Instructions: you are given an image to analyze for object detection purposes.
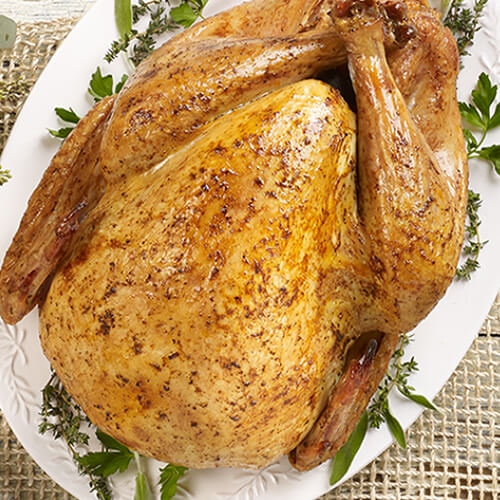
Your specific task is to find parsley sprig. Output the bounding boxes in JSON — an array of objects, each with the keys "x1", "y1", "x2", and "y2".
[
  {"x1": 460, "y1": 73, "x2": 500, "y2": 173},
  {"x1": 159, "y1": 464, "x2": 188, "y2": 500},
  {"x1": 456, "y1": 72, "x2": 500, "y2": 279},
  {"x1": 77, "y1": 430, "x2": 134, "y2": 479},
  {"x1": 49, "y1": 68, "x2": 127, "y2": 139}
]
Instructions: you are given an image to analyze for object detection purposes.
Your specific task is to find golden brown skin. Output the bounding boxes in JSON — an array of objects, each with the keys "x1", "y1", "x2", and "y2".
[
  {"x1": 0, "y1": 0, "x2": 467, "y2": 471},
  {"x1": 0, "y1": 0, "x2": 347, "y2": 321},
  {"x1": 42, "y1": 80, "x2": 359, "y2": 468}
]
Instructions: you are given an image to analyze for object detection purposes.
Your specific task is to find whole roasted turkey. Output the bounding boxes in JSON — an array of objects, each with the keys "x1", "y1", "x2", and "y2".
[{"x1": 0, "y1": 0, "x2": 467, "y2": 471}]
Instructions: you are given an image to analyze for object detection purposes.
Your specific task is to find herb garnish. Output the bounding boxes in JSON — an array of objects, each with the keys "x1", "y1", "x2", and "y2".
[
  {"x1": 456, "y1": 72, "x2": 500, "y2": 279},
  {"x1": 0, "y1": 167, "x2": 11, "y2": 186},
  {"x1": 330, "y1": 334, "x2": 440, "y2": 485},
  {"x1": 159, "y1": 464, "x2": 188, "y2": 500},
  {"x1": 39, "y1": 372, "x2": 170, "y2": 500},
  {"x1": 459, "y1": 72, "x2": 500, "y2": 173},
  {"x1": 77, "y1": 429, "x2": 135, "y2": 479},
  {"x1": 135, "y1": 452, "x2": 155, "y2": 500},
  {"x1": 88, "y1": 67, "x2": 128, "y2": 102},
  {"x1": 39, "y1": 372, "x2": 112, "y2": 499},
  {"x1": 170, "y1": 0, "x2": 208, "y2": 28},
  {"x1": 49, "y1": 69, "x2": 127, "y2": 139},
  {"x1": 456, "y1": 190, "x2": 485, "y2": 279},
  {"x1": 445, "y1": 0, "x2": 488, "y2": 56},
  {"x1": 106, "y1": 0, "x2": 208, "y2": 67},
  {"x1": 330, "y1": 412, "x2": 368, "y2": 486}
]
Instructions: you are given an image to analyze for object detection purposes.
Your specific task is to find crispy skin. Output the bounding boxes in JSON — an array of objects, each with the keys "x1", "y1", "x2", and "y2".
[
  {"x1": 100, "y1": 35, "x2": 346, "y2": 183},
  {"x1": 0, "y1": 0, "x2": 346, "y2": 322},
  {"x1": 1, "y1": 0, "x2": 466, "y2": 471},
  {"x1": 41, "y1": 81, "x2": 359, "y2": 468}
]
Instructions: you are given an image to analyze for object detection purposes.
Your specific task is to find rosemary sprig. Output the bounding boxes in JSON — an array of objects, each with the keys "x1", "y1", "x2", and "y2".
[{"x1": 445, "y1": 0, "x2": 488, "y2": 56}]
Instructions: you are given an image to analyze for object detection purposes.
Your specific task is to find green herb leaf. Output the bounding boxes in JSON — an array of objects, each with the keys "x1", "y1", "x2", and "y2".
[
  {"x1": 0, "y1": 166, "x2": 12, "y2": 186},
  {"x1": 115, "y1": 0, "x2": 133, "y2": 39},
  {"x1": 88, "y1": 67, "x2": 114, "y2": 102},
  {"x1": 460, "y1": 73, "x2": 500, "y2": 136},
  {"x1": 489, "y1": 103, "x2": 500, "y2": 129},
  {"x1": 170, "y1": 3, "x2": 198, "y2": 28},
  {"x1": 96, "y1": 429, "x2": 132, "y2": 454},
  {"x1": 0, "y1": 15, "x2": 17, "y2": 49},
  {"x1": 463, "y1": 128, "x2": 478, "y2": 150},
  {"x1": 330, "y1": 411, "x2": 368, "y2": 485},
  {"x1": 477, "y1": 145, "x2": 500, "y2": 174},
  {"x1": 115, "y1": 74, "x2": 128, "y2": 94},
  {"x1": 472, "y1": 72, "x2": 497, "y2": 121},
  {"x1": 55, "y1": 107, "x2": 81, "y2": 124},
  {"x1": 398, "y1": 389, "x2": 442, "y2": 412},
  {"x1": 459, "y1": 102, "x2": 485, "y2": 129},
  {"x1": 135, "y1": 471, "x2": 154, "y2": 500},
  {"x1": 159, "y1": 464, "x2": 188, "y2": 500},
  {"x1": 383, "y1": 407, "x2": 406, "y2": 449},
  {"x1": 77, "y1": 450, "x2": 133, "y2": 478},
  {"x1": 48, "y1": 127, "x2": 74, "y2": 139}
]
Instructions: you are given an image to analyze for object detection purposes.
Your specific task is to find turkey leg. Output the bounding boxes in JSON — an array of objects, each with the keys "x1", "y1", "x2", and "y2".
[{"x1": 290, "y1": 0, "x2": 467, "y2": 470}]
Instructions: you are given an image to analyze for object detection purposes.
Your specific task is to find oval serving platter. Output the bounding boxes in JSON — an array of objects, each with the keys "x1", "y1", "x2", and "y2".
[{"x1": 1, "y1": 0, "x2": 500, "y2": 498}]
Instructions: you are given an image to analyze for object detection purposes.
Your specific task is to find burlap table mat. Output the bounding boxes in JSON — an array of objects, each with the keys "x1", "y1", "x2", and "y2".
[{"x1": 0, "y1": 18, "x2": 498, "y2": 500}]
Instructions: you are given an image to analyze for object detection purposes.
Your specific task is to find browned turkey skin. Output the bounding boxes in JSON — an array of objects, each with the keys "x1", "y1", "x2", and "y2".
[{"x1": 0, "y1": 0, "x2": 466, "y2": 471}]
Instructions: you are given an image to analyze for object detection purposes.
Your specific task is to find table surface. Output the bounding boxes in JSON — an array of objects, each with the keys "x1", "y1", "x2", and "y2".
[
  {"x1": 2, "y1": 0, "x2": 96, "y2": 22},
  {"x1": 0, "y1": 2, "x2": 499, "y2": 500}
]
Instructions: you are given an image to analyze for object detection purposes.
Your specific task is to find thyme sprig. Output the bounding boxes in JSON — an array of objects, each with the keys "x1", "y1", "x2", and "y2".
[
  {"x1": 456, "y1": 190, "x2": 485, "y2": 279},
  {"x1": 445, "y1": 0, "x2": 488, "y2": 56},
  {"x1": 105, "y1": 0, "x2": 208, "y2": 67},
  {"x1": 456, "y1": 72, "x2": 500, "y2": 279},
  {"x1": 39, "y1": 372, "x2": 112, "y2": 500},
  {"x1": 330, "y1": 334, "x2": 440, "y2": 484},
  {"x1": 367, "y1": 334, "x2": 439, "y2": 436},
  {"x1": 0, "y1": 167, "x2": 11, "y2": 186}
]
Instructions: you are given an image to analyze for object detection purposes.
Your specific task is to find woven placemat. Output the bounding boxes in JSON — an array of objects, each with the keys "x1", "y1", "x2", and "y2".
[{"x1": 0, "y1": 18, "x2": 499, "y2": 500}]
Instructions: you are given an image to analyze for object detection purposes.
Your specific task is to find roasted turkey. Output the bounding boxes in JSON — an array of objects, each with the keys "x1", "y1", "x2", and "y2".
[{"x1": 0, "y1": 0, "x2": 467, "y2": 471}]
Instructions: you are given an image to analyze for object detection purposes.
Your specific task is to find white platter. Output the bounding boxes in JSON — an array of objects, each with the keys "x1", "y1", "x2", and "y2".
[{"x1": 1, "y1": 1, "x2": 500, "y2": 499}]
